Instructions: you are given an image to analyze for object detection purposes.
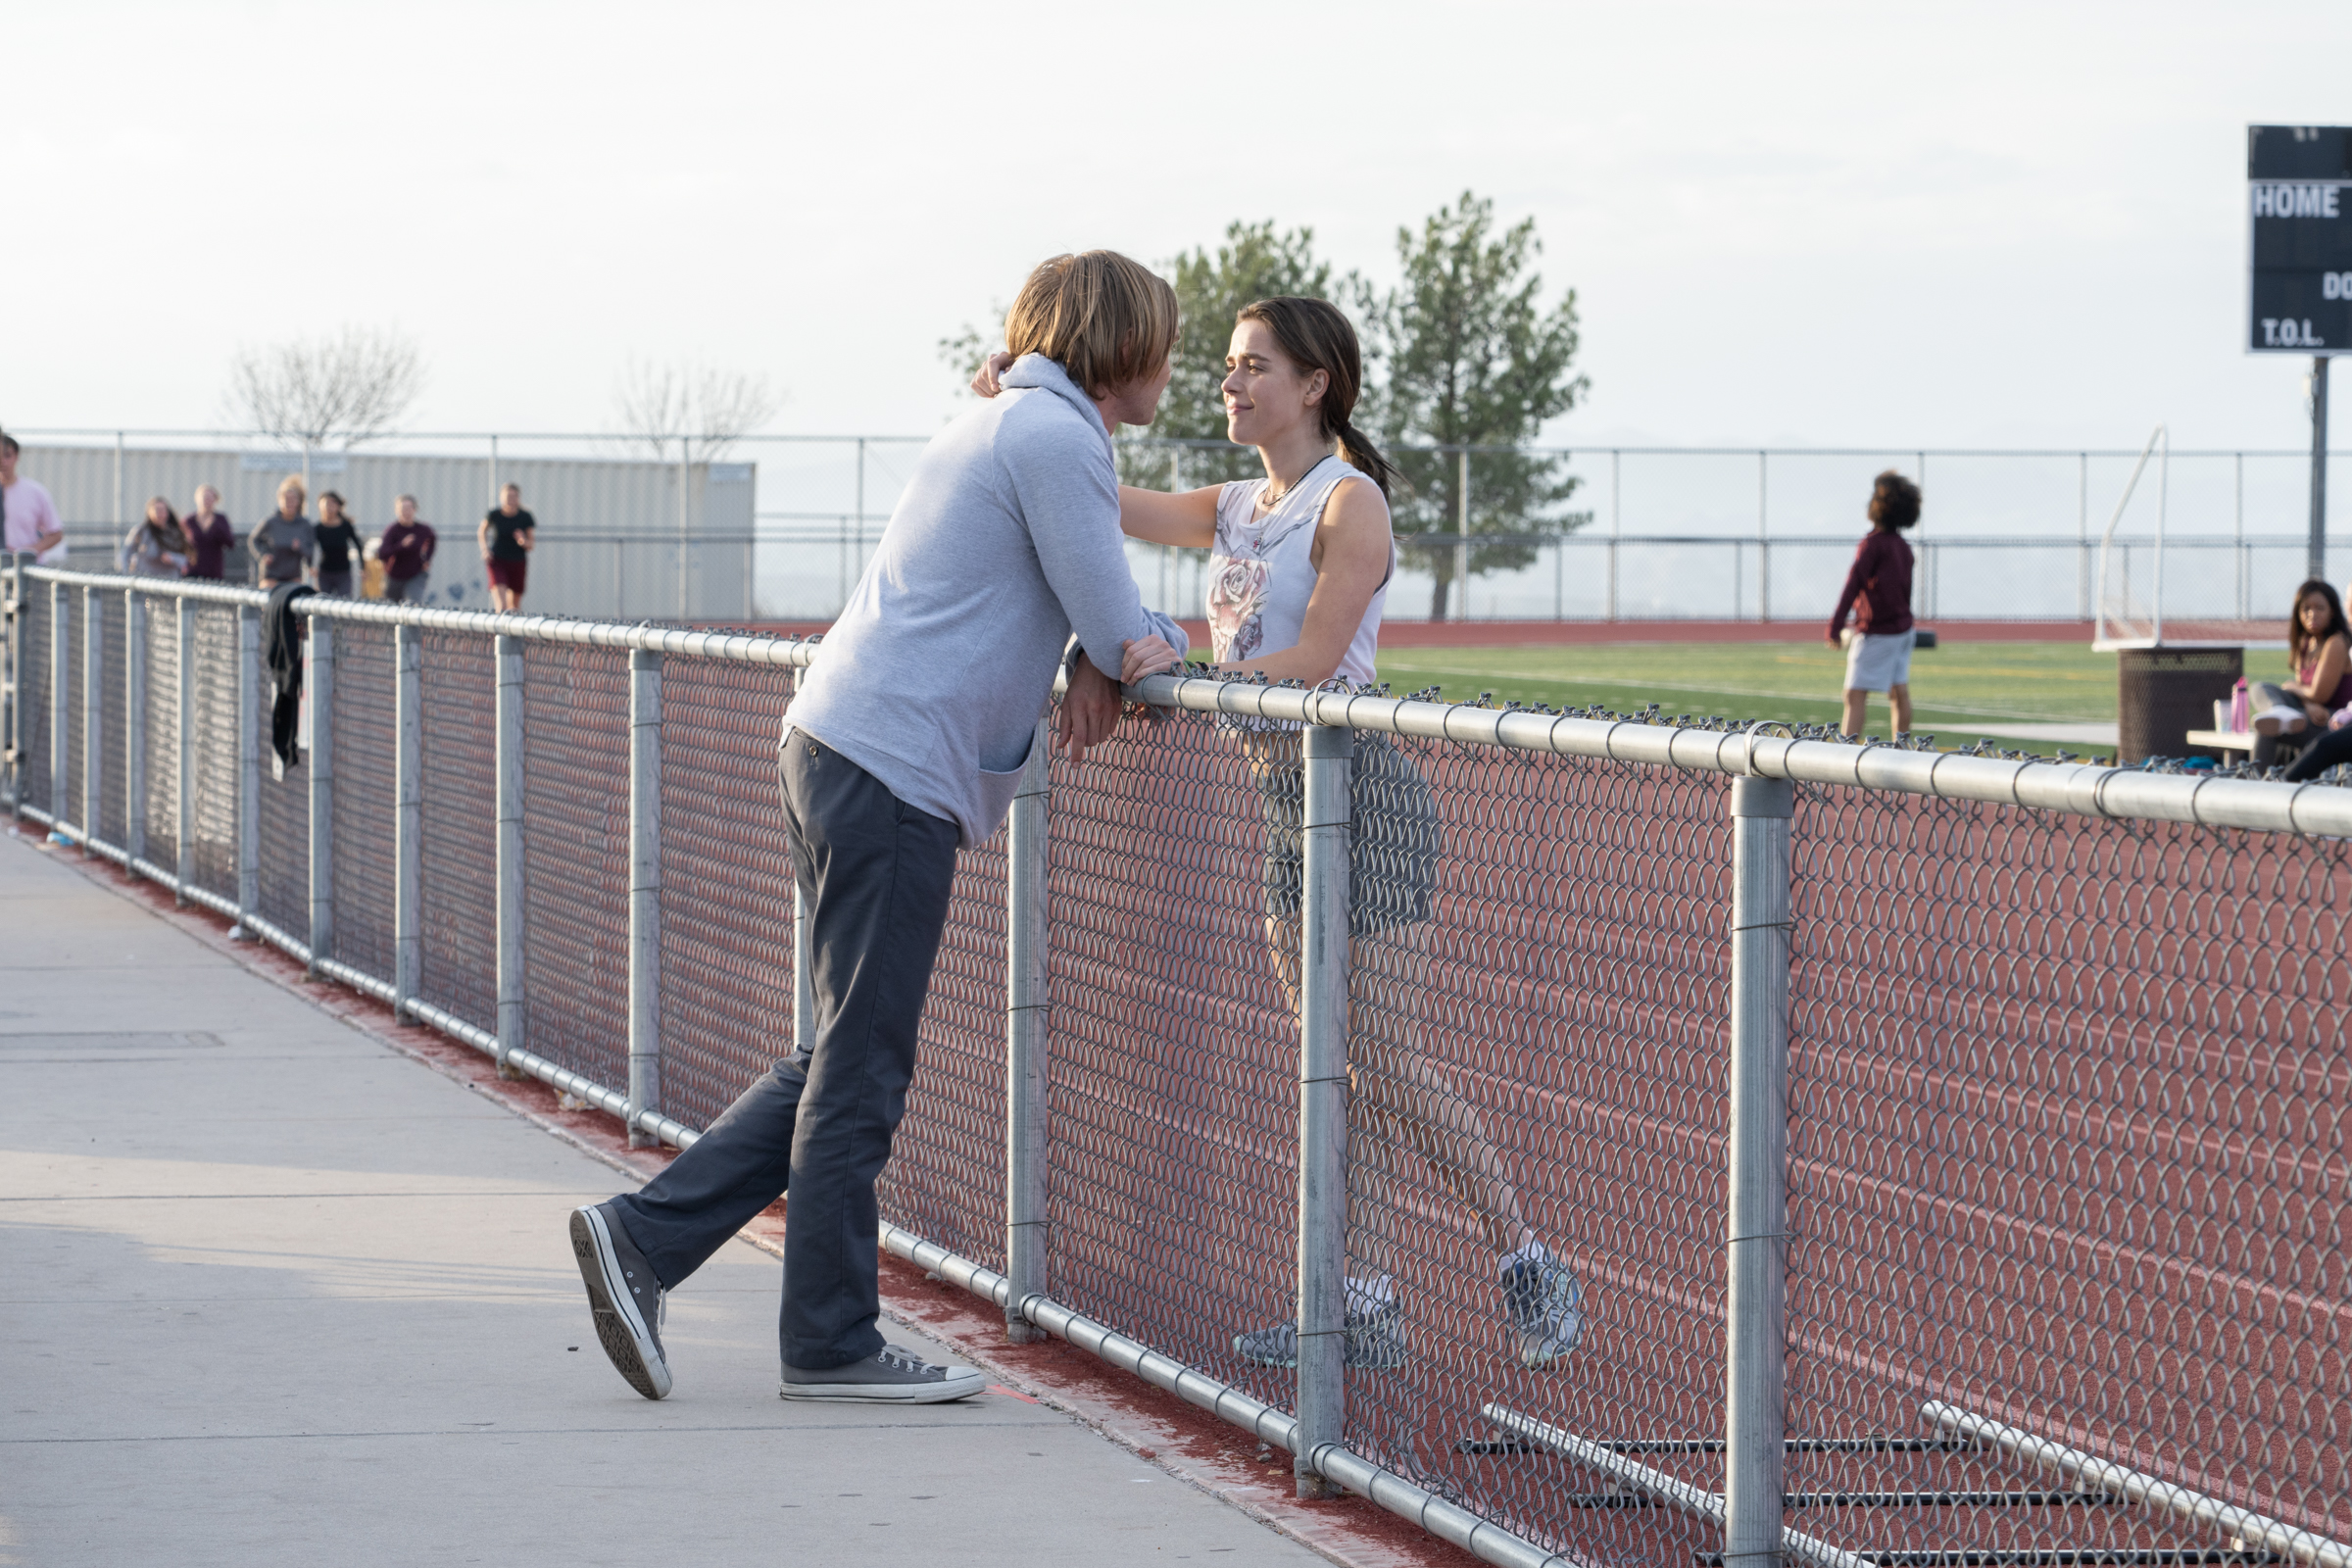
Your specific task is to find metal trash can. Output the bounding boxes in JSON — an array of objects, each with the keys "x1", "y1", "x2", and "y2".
[{"x1": 2118, "y1": 647, "x2": 2242, "y2": 763}]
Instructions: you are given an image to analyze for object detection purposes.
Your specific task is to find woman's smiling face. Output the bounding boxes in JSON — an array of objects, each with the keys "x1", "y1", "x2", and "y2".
[{"x1": 1222, "y1": 319, "x2": 1325, "y2": 449}]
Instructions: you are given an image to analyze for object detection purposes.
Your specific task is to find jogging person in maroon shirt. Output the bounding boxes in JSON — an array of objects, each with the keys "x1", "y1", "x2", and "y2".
[
  {"x1": 378, "y1": 496, "x2": 439, "y2": 603},
  {"x1": 1827, "y1": 469, "x2": 1921, "y2": 737},
  {"x1": 183, "y1": 486, "x2": 235, "y2": 580}
]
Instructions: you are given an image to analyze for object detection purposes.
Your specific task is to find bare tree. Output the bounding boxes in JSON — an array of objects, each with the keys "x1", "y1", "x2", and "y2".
[
  {"x1": 225, "y1": 325, "x2": 425, "y2": 451},
  {"x1": 612, "y1": 360, "x2": 781, "y2": 462}
]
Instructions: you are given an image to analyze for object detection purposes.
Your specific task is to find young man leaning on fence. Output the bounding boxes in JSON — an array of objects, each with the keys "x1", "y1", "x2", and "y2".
[{"x1": 569, "y1": 251, "x2": 1189, "y2": 1404}]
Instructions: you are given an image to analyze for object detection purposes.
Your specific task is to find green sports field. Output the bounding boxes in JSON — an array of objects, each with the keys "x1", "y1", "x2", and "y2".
[{"x1": 1369, "y1": 639, "x2": 2295, "y2": 760}]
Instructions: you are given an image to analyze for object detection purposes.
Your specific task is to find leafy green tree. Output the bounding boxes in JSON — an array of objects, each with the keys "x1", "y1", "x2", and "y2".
[
  {"x1": 1367, "y1": 191, "x2": 1589, "y2": 619},
  {"x1": 1123, "y1": 220, "x2": 1348, "y2": 489}
]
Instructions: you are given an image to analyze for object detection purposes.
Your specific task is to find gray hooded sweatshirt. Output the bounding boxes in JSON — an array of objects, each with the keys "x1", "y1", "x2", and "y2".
[{"x1": 783, "y1": 354, "x2": 1188, "y2": 846}]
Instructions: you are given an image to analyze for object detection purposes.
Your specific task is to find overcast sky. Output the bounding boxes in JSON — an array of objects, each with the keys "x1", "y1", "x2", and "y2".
[{"x1": 5, "y1": 0, "x2": 2347, "y2": 452}]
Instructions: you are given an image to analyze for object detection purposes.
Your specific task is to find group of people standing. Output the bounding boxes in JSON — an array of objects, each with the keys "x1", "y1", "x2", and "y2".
[{"x1": 118, "y1": 476, "x2": 538, "y2": 610}]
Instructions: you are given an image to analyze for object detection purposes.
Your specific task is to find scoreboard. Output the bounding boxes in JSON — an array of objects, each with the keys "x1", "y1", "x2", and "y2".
[{"x1": 2249, "y1": 124, "x2": 2352, "y2": 355}]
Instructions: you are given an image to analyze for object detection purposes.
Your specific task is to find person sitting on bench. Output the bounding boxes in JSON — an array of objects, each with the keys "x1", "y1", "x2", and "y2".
[{"x1": 2251, "y1": 580, "x2": 2352, "y2": 768}]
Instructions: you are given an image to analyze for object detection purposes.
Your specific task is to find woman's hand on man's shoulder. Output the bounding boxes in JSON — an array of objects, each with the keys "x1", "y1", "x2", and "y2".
[{"x1": 971, "y1": 351, "x2": 1016, "y2": 399}]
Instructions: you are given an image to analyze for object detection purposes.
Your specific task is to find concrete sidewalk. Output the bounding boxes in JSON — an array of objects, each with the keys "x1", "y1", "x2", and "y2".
[{"x1": 0, "y1": 834, "x2": 1325, "y2": 1568}]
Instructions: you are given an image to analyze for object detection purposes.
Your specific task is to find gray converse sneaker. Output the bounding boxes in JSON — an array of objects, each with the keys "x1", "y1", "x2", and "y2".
[
  {"x1": 569, "y1": 1203, "x2": 671, "y2": 1400},
  {"x1": 778, "y1": 1344, "x2": 987, "y2": 1404},
  {"x1": 1233, "y1": 1298, "x2": 1407, "y2": 1371},
  {"x1": 1501, "y1": 1256, "x2": 1585, "y2": 1366}
]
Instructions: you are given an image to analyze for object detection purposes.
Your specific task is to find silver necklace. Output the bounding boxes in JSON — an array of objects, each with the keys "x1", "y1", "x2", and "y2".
[{"x1": 1262, "y1": 455, "x2": 1332, "y2": 510}]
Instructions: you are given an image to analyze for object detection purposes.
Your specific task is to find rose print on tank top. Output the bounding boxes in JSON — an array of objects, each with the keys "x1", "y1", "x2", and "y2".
[
  {"x1": 1206, "y1": 459, "x2": 1391, "y2": 692},
  {"x1": 1209, "y1": 469, "x2": 1329, "y2": 664},
  {"x1": 1209, "y1": 555, "x2": 1271, "y2": 662}
]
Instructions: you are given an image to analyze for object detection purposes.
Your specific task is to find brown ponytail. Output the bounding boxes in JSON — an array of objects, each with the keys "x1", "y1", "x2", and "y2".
[{"x1": 1234, "y1": 297, "x2": 1397, "y2": 498}]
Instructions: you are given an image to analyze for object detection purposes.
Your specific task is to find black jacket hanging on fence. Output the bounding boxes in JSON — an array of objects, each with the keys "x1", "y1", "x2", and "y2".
[{"x1": 264, "y1": 583, "x2": 316, "y2": 771}]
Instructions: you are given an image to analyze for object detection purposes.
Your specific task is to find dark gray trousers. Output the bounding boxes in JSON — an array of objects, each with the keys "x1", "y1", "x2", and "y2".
[{"x1": 609, "y1": 729, "x2": 960, "y2": 1371}]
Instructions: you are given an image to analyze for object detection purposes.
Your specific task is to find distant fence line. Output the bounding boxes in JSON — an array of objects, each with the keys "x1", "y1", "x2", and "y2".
[{"x1": 14, "y1": 429, "x2": 2345, "y2": 622}]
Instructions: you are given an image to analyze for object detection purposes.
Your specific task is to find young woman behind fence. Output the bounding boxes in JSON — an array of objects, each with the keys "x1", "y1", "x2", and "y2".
[{"x1": 979, "y1": 298, "x2": 1590, "y2": 1371}]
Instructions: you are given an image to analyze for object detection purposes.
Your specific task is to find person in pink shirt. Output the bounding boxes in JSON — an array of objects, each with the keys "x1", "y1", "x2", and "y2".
[{"x1": 0, "y1": 433, "x2": 68, "y2": 564}]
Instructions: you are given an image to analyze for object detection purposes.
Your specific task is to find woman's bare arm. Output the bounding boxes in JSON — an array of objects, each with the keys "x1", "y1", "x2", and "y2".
[
  {"x1": 1117, "y1": 484, "x2": 1218, "y2": 549},
  {"x1": 1214, "y1": 478, "x2": 1391, "y2": 686}
]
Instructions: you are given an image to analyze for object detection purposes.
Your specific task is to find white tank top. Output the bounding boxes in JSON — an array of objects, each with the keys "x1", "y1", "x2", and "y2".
[{"x1": 1205, "y1": 457, "x2": 1392, "y2": 684}]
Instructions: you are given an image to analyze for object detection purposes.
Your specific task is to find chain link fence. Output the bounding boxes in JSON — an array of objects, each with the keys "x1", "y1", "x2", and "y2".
[{"x1": 5, "y1": 560, "x2": 2345, "y2": 1568}]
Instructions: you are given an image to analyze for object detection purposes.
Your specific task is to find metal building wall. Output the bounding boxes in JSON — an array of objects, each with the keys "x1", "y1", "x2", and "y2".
[{"x1": 19, "y1": 443, "x2": 755, "y2": 620}]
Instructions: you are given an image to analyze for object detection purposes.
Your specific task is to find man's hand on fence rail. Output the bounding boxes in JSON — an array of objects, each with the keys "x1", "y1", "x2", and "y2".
[
  {"x1": 1119, "y1": 634, "x2": 1180, "y2": 684},
  {"x1": 1056, "y1": 652, "x2": 1120, "y2": 765}
]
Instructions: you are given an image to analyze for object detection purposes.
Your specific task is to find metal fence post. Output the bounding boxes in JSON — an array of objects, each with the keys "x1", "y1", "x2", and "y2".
[
  {"x1": 3, "y1": 559, "x2": 20, "y2": 814},
  {"x1": 231, "y1": 604, "x2": 259, "y2": 936},
  {"x1": 394, "y1": 623, "x2": 421, "y2": 1012},
  {"x1": 1453, "y1": 448, "x2": 1471, "y2": 621},
  {"x1": 1295, "y1": 722, "x2": 1352, "y2": 1500},
  {"x1": 2308, "y1": 353, "x2": 2328, "y2": 584},
  {"x1": 82, "y1": 586, "x2": 102, "y2": 856},
  {"x1": 1608, "y1": 449, "x2": 1622, "y2": 622},
  {"x1": 2234, "y1": 452, "x2": 2247, "y2": 622},
  {"x1": 626, "y1": 648, "x2": 662, "y2": 1148},
  {"x1": 1004, "y1": 717, "x2": 1051, "y2": 1345},
  {"x1": 2077, "y1": 451, "x2": 2090, "y2": 622},
  {"x1": 1725, "y1": 773, "x2": 1795, "y2": 1564},
  {"x1": 174, "y1": 598, "x2": 193, "y2": 903},
  {"x1": 307, "y1": 617, "x2": 335, "y2": 976},
  {"x1": 49, "y1": 582, "x2": 68, "y2": 836},
  {"x1": 124, "y1": 590, "x2": 146, "y2": 873},
  {"x1": 495, "y1": 633, "x2": 525, "y2": 1077}
]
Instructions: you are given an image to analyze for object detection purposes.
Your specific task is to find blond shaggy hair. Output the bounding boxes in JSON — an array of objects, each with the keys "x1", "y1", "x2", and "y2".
[{"x1": 1003, "y1": 251, "x2": 1178, "y2": 397}]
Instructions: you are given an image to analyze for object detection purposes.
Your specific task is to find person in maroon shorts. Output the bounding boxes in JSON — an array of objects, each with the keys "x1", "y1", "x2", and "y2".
[{"x1": 479, "y1": 482, "x2": 536, "y2": 611}]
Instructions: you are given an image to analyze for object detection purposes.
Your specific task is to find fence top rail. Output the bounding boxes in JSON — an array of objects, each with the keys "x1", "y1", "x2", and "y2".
[
  {"x1": 21, "y1": 564, "x2": 269, "y2": 610},
  {"x1": 21, "y1": 562, "x2": 2346, "y2": 838},
  {"x1": 1124, "y1": 671, "x2": 2352, "y2": 840},
  {"x1": 290, "y1": 594, "x2": 819, "y2": 665},
  {"x1": 16, "y1": 564, "x2": 821, "y2": 667}
]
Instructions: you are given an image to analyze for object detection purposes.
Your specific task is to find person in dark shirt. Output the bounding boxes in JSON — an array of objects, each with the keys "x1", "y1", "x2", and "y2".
[
  {"x1": 478, "y1": 482, "x2": 536, "y2": 612},
  {"x1": 378, "y1": 494, "x2": 438, "y2": 604},
  {"x1": 183, "y1": 485, "x2": 234, "y2": 580},
  {"x1": 250, "y1": 476, "x2": 317, "y2": 589},
  {"x1": 315, "y1": 490, "x2": 362, "y2": 596},
  {"x1": 1827, "y1": 469, "x2": 1921, "y2": 737}
]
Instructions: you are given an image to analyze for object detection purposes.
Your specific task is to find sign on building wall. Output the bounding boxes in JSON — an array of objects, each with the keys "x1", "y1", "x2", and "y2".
[{"x1": 2248, "y1": 123, "x2": 2352, "y2": 355}]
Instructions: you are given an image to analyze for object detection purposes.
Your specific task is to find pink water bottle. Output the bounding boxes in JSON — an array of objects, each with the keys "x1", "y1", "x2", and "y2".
[{"x1": 2229, "y1": 677, "x2": 2251, "y2": 734}]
